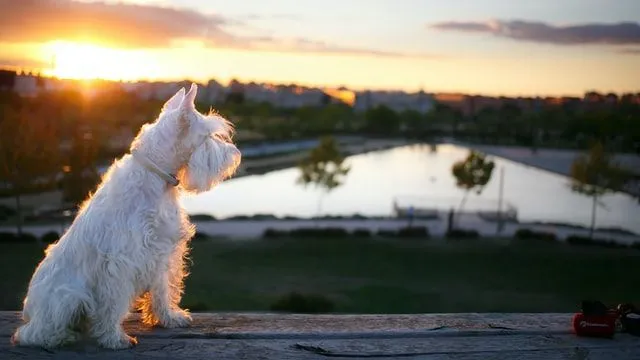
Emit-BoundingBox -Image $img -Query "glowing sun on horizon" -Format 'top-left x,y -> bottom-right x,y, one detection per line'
41,40 -> 162,81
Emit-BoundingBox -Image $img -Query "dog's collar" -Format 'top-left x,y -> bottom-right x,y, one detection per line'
131,150 -> 180,187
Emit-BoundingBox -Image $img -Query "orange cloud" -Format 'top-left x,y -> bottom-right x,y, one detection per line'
0,0 -> 234,48
0,0 -> 438,59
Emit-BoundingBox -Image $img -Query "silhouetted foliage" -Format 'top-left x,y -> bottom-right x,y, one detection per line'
61,126 -> 102,206
364,105 -> 400,135
41,231 -> 60,244
0,108 -> 61,236
514,229 -> 558,242
569,142 -> 628,239
297,136 -> 350,216
451,151 -> 495,225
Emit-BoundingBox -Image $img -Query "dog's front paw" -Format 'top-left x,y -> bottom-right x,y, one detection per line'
158,309 -> 192,328
97,332 -> 138,350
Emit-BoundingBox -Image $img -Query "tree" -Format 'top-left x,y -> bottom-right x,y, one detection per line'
62,127 -> 101,206
570,142 -> 628,239
451,151 -> 495,226
297,136 -> 351,218
0,108 -> 61,236
364,105 -> 400,135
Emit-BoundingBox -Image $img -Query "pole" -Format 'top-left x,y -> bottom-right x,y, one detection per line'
496,166 -> 504,235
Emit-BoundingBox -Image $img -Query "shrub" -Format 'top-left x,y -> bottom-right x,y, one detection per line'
289,227 -> 349,238
566,235 -> 628,249
514,228 -> 558,242
351,228 -> 372,238
446,229 -> 480,239
41,231 -> 60,244
0,232 -> 38,243
270,292 -> 335,313
397,226 -> 429,239
17,233 -> 38,243
262,228 -> 290,239
0,232 -> 16,243
376,229 -> 398,238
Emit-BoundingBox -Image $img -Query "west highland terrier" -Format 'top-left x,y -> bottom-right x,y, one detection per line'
12,83 -> 241,349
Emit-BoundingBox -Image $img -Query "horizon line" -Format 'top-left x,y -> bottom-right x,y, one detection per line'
2,65 -> 638,100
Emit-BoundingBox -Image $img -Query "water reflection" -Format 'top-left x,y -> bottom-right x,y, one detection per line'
181,144 -> 640,233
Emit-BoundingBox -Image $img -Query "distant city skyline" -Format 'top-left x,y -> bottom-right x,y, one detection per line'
0,0 -> 639,96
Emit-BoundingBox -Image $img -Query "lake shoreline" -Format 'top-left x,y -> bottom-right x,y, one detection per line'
3,212 -> 638,244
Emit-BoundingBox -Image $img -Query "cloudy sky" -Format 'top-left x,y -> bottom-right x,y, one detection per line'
1,0 -> 639,96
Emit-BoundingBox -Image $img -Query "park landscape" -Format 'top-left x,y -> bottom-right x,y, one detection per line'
0,3 -> 639,357
1,114 -> 639,315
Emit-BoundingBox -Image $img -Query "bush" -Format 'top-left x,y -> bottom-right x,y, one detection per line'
0,232 -> 16,243
289,227 -> 349,238
566,235 -> 628,249
262,228 -> 290,239
397,226 -> 429,239
0,232 -> 38,243
351,228 -> 372,238
41,231 -> 60,244
446,229 -> 480,239
17,233 -> 38,243
376,229 -> 398,238
270,292 -> 335,313
514,229 -> 558,242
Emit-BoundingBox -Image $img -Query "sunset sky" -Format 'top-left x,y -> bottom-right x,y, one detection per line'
1,0 -> 639,96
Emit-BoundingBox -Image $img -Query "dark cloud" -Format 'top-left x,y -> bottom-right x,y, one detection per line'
430,20 -> 640,46
0,0 -> 433,59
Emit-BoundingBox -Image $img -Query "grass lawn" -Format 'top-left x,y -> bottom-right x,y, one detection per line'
1,237 -> 639,313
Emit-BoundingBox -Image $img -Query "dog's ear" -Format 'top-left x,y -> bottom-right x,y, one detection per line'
181,83 -> 198,109
162,87 -> 185,112
176,83 -> 198,134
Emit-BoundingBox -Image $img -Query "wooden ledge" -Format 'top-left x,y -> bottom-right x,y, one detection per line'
2,312 -> 639,359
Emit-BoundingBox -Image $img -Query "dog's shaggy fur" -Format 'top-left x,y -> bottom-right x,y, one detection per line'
12,84 -> 241,349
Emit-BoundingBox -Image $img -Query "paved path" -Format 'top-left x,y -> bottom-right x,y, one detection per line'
2,312 -> 638,359
4,215 -> 639,244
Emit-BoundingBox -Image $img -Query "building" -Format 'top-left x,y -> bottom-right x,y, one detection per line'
354,90 -> 435,114
13,73 -> 39,97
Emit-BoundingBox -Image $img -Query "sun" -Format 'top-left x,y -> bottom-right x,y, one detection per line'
40,40 -> 161,81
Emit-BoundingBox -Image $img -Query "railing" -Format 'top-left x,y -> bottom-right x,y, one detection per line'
392,195 -> 518,221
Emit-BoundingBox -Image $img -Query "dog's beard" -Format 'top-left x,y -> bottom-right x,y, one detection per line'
178,138 -> 240,193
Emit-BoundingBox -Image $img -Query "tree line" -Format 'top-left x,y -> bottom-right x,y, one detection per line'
1,87 -> 639,233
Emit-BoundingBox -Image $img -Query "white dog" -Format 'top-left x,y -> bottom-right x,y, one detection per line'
12,83 -> 241,349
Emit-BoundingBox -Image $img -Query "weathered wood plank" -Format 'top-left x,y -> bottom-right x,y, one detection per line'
2,312 -> 638,359
0,312 -> 574,338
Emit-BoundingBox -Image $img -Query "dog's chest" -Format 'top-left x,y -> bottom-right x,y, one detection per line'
156,195 -> 183,241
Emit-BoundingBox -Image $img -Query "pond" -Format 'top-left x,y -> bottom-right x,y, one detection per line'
181,143 -> 640,234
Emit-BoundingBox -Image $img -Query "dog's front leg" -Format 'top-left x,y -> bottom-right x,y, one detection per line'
149,261 -> 192,329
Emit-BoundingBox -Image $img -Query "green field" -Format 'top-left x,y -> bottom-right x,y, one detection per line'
1,237 -> 639,313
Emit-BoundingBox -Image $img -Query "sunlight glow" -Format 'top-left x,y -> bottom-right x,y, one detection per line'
41,40 -> 164,81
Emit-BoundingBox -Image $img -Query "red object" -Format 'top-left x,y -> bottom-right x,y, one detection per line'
572,312 -> 617,338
